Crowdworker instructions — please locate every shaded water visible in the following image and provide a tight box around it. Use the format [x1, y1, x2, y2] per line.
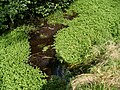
[28, 11, 81, 80]
[28, 21, 68, 79]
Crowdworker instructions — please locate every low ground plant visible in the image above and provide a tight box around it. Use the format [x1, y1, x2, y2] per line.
[51, 0, 120, 64]
[0, 0, 120, 89]
[47, 0, 120, 89]
[0, 25, 46, 90]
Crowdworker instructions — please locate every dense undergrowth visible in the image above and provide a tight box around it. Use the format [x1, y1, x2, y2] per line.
[47, 0, 120, 89]
[0, 0, 120, 90]
[0, 0, 74, 34]
[47, 0, 120, 64]
[0, 26, 47, 90]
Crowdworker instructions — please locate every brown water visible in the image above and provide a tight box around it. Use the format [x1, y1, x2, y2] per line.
[28, 11, 78, 79]
[28, 21, 68, 79]
[27, 19, 96, 82]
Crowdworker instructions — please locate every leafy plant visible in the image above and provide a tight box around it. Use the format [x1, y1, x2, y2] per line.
[54, 26, 113, 64]
[0, 0, 74, 34]
[53, 0, 120, 64]
[0, 25, 47, 90]
[43, 76, 67, 90]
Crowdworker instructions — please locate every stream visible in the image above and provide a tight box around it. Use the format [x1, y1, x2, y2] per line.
[28, 21, 68, 79]
[28, 11, 78, 79]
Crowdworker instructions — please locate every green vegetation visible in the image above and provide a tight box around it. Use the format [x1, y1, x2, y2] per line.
[54, 26, 113, 64]
[43, 76, 67, 90]
[0, 0, 74, 34]
[0, 26, 46, 90]
[46, 0, 120, 89]
[1, 0, 120, 89]
[50, 0, 120, 64]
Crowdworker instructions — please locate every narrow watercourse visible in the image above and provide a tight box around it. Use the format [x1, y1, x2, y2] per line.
[28, 11, 78, 79]
[28, 20, 67, 79]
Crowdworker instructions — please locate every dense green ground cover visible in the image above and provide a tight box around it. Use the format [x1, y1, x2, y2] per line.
[0, 26, 46, 90]
[46, 0, 120, 89]
[47, 0, 120, 64]
[0, 0, 120, 90]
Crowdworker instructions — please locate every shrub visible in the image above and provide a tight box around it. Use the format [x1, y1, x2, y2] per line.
[0, 0, 74, 34]
[0, 25, 46, 90]
[43, 76, 67, 90]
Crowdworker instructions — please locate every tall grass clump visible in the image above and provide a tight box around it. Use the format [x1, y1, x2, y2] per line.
[75, 83, 117, 90]
[0, 26, 46, 90]
[89, 41, 120, 88]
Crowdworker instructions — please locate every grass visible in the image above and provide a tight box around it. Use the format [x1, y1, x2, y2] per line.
[0, 26, 46, 90]
[75, 83, 118, 90]
[90, 41, 120, 87]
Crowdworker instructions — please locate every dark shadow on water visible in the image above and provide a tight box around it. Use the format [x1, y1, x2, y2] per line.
[41, 58, 102, 90]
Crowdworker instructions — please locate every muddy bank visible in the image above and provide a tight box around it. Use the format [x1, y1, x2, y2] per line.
[28, 21, 68, 79]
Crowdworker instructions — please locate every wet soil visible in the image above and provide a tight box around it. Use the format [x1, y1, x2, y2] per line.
[28, 21, 68, 79]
